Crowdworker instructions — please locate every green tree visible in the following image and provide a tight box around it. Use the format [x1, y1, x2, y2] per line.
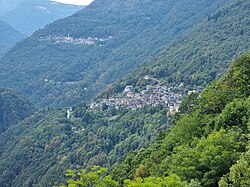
[219, 149, 250, 187]
[168, 129, 243, 186]
[124, 174, 183, 187]
[60, 166, 118, 187]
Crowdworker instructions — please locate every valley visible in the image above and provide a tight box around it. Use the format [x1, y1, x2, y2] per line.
[0, 0, 249, 186]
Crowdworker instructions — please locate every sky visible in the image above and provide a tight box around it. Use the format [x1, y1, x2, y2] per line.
[52, 0, 94, 5]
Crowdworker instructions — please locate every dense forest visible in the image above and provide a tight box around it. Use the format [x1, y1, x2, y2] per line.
[0, 1, 249, 187]
[0, 87, 34, 133]
[60, 52, 250, 186]
[0, 103, 170, 186]
[0, 52, 249, 186]
[101, 0, 250, 98]
[0, 0, 230, 107]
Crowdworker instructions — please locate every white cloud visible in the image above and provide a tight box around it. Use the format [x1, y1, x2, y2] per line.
[51, 0, 94, 5]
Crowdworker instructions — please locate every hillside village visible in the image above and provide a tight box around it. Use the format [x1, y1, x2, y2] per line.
[89, 76, 192, 114]
[38, 35, 113, 45]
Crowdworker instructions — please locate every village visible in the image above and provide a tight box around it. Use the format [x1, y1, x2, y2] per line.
[44, 78, 78, 86]
[38, 35, 113, 45]
[89, 77, 190, 114]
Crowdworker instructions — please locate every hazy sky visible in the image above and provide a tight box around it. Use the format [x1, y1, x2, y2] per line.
[53, 0, 94, 5]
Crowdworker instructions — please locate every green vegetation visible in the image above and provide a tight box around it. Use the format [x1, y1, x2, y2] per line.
[1, 52, 249, 187]
[0, 87, 34, 133]
[104, 0, 250, 97]
[108, 53, 250, 186]
[123, 174, 184, 187]
[59, 166, 118, 187]
[59, 52, 250, 187]
[0, 0, 230, 107]
[58, 52, 250, 187]
[0, 103, 170, 186]
[0, 1, 249, 186]
[219, 149, 250, 187]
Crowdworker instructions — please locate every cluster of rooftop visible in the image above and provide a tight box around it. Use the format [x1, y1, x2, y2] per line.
[90, 77, 185, 114]
[38, 35, 113, 45]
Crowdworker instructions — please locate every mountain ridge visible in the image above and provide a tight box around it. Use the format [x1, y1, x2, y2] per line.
[0, 19, 25, 57]
[1, 0, 84, 35]
[0, 87, 35, 133]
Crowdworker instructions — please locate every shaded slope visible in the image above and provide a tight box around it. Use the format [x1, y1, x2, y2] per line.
[0, 88, 34, 133]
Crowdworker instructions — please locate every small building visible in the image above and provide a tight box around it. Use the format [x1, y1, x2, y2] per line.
[188, 90, 197, 95]
[126, 91, 134, 98]
[123, 85, 133, 93]
[144, 75, 151, 80]
[67, 107, 73, 118]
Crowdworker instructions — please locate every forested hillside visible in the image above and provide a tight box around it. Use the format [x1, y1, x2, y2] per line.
[108, 53, 250, 186]
[59, 52, 250, 187]
[0, 1, 249, 186]
[0, 53, 249, 187]
[0, 88, 34, 133]
[1, 0, 84, 35]
[0, 104, 170, 186]
[103, 0, 250, 97]
[0, 0, 230, 107]
[0, 20, 25, 57]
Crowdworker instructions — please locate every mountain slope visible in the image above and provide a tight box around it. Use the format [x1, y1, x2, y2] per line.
[0, 104, 169, 186]
[0, 88, 34, 133]
[113, 0, 250, 92]
[0, 0, 24, 16]
[110, 52, 250, 186]
[1, 0, 84, 35]
[0, 20, 25, 57]
[0, 0, 230, 107]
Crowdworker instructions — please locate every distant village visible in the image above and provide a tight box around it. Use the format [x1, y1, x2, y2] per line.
[44, 78, 78, 86]
[38, 35, 113, 45]
[88, 76, 195, 115]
